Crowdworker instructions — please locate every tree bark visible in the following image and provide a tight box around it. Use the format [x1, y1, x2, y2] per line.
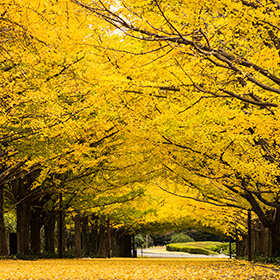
[89, 225, 99, 256]
[44, 215, 55, 254]
[270, 209, 280, 257]
[81, 216, 89, 256]
[12, 174, 38, 256]
[15, 177, 32, 256]
[74, 214, 82, 258]
[248, 210, 252, 261]
[30, 210, 42, 254]
[0, 185, 8, 256]
[244, 192, 280, 256]
[107, 218, 111, 258]
[117, 229, 131, 257]
[98, 223, 107, 257]
[17, 197, 31, 255]
[111, 228, 117, 257]
[58, 193, 65, 258]
[58, 212, 65, 258]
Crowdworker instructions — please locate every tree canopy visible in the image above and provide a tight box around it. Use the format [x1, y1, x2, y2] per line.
[1, 0, 280, 257]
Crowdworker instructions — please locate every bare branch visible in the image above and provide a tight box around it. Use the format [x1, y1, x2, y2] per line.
[0, 157, 30, 184]
[220, 89, 278, 107]
[154, 0, 184, 40]
[240, 0, 260, 8]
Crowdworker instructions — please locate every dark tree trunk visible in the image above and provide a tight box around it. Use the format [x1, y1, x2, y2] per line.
[117, 229, 132, 257]
[107, 218, 111, 258]
[0, 185, 8, 256]
[111, 228, 117, 257]
[244, 192, 280, 256]
[30, 215, 42, 254]
[74, 214, 82, 258]
[81, 216, 89, 256]
[235, 229, 240, 257]
[17, 196, 31, 255]
[44, 215, 55, 254]
[12, 173, 39, 256]
[98, 223, 107, 257]
[271, 209, 280, 256]
[89, 225, 99, 256]
[58, 210, 65, 258]
[248, 210, 252, 261]
[120, 234, 132, 257]
[236, 214, 280, 257]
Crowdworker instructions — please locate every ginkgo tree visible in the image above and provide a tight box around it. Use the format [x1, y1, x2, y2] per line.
[73, 0, 280, 256]
[0, 0, 102, 255]
[0, 0, 128, 255]
[2, 0, 280, 258]
[0, 0, 166, 257]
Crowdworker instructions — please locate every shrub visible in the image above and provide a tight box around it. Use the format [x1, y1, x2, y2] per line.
[151, 232, 173, 246]
[184, 229, 222, 241]
[166, 243, 218, 255]
[135, 234, 154, 248]
[169, 233, 194, 244]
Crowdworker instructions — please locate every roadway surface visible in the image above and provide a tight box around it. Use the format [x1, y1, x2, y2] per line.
[136, 247, 229, 258]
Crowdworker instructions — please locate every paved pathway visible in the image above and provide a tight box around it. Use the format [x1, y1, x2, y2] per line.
[137, 248, 229, 258]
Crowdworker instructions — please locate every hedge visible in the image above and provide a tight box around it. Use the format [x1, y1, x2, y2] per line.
[166, 243, 218, 255]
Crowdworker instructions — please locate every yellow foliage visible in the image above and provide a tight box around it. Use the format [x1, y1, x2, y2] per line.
[3, 0, 280, 244]
[0, 259, 279, 279]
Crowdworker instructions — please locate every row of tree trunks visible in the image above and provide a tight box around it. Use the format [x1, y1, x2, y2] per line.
[236, 214, 280, 258]
[270, 209, 280, 257]
[2, 180, 132, 258]
[12, 209, 58, 256]
[2, 205, 58, 256]
[74, 214, 132, 258]
[3, 174, 59, 257]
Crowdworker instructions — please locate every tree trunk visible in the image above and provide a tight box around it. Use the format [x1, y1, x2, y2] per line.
[89, 225, 99, 256]
[74, 214, 82, 258]
[30, 211, 42, 254]
[248, 210, 252, 261]
[0, 185, 8, 256]
[58, 209, 65, 258]
[244, 192, 280, 256]
[89, 215, 99, 256]
[17, 197, 31, 255]
[107, 218, 111, 258]
[111, 228, 117, 257]
[117, 229, 132, 257]
[12, 174, 38, 256]
[98, 223, 107, 257]
[44, 215, 55, 254]
[81, 216, 89, 256]
[270, 209, 280, 257]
